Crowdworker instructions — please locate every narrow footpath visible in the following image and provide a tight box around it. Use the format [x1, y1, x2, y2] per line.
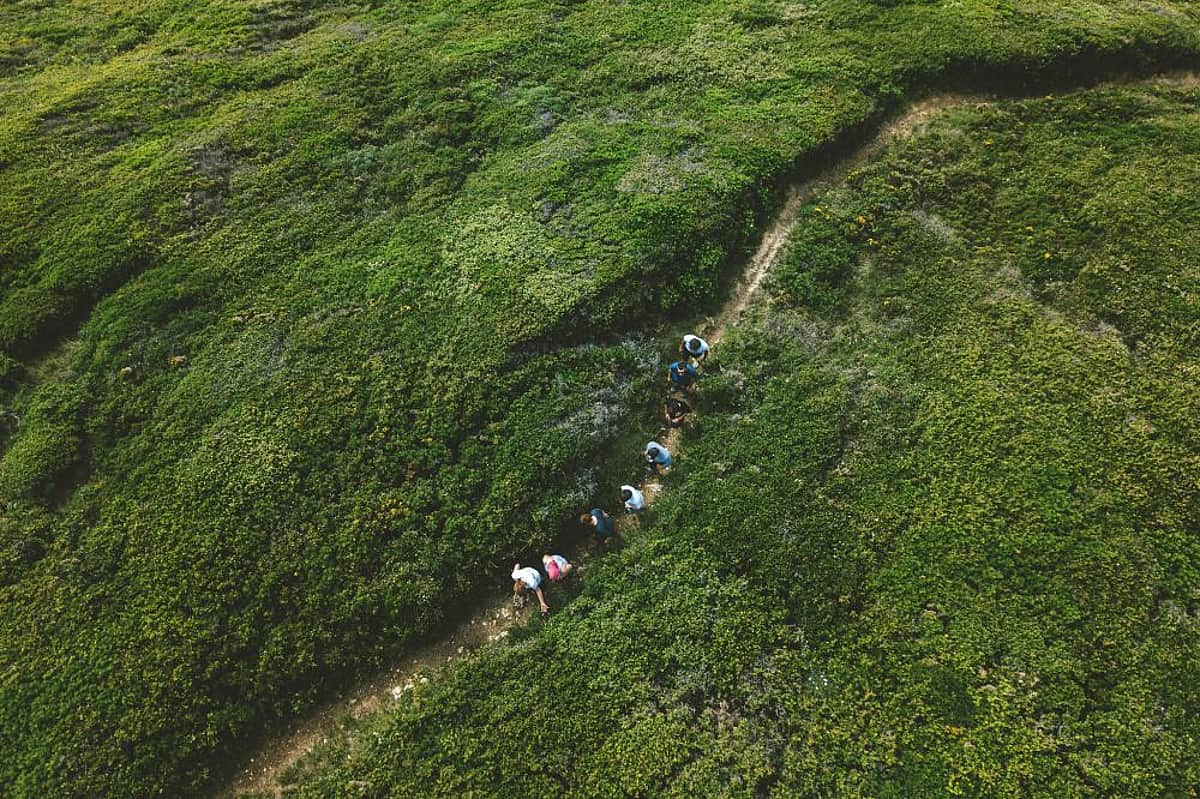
[221, 71, 1197, 798]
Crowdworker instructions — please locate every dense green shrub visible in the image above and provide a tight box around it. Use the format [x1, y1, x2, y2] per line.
[285, 82, 1200, 798]
[1, 1, 1199, 795]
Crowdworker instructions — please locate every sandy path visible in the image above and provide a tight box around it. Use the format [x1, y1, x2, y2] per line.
[222, 594, 531, 797]
[222, 93, 952, 797]
[219, 70, 1197, 798]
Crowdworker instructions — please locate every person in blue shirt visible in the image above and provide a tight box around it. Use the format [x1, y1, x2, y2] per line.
[645, 441, 672, 475]
[581, 507, 615, 548]
[667, 360, 697, 392]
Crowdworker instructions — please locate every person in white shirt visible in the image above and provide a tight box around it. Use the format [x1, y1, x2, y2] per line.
[621, 484, 645, 513]
[681, 333, 710, 363]
[512, 563, 549, 615]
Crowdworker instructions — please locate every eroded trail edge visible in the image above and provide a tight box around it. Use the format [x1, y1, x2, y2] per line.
[220, 70, 1197, 798]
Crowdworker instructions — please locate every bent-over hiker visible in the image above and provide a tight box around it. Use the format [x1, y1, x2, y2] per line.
[512, 563, 550, 615]
[645, 441, 672, 474]
[668, 360, 698, 392]
[621, 484, 645, 513]
[663, 396, 692, 428]
[581, 508, 616, 548]
[681, 334, 710, 363]
[542, 553, 574, 581]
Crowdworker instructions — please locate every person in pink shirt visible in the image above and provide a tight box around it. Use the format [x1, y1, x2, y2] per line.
[542, 553, 574, 582]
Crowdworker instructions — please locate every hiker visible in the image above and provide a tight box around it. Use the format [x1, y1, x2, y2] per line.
[645, 441, 672, 474]
[667, 360, 698, 392]
[621, 484, 645, 513]
[542, 553, 574, 582]
[681, 333, 710, 363]
[512, 562, 550, 615]
[663, 396, 692, 428]
[580, 507, 616, 548]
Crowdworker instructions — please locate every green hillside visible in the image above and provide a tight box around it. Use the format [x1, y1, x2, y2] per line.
[283, 81, 1200, 798]
[1, 1, 1198, 796]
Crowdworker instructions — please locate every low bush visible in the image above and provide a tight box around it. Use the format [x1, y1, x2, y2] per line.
[2, 1, 1199, 795]
[285, 81, 1200, 798]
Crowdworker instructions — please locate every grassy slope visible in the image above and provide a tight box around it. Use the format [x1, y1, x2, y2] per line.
[285, 82, 1200, 798]
[1, 1, 1199, 795]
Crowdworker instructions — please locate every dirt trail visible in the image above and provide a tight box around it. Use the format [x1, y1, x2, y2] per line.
[706, 92, 985, 343]
[222, 92, 960, 799]
[220, 71, 1197, 798]
[222, 593, 530, 797]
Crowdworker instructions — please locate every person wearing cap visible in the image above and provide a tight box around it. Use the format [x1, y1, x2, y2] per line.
[667, 360, 698, 392]
[512, 562, 550, 615]
[645, 441, 672, 475]
[663, 396, 692, 428]
[621, 484, 645, 513]
[580, 507, 616, 548]
[542, 553, 573, 582]
[681, 334, 710, 363]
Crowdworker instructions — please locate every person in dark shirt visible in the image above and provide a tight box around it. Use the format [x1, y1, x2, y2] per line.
[663, 396, 692, 428]
[580, 507, 615, 549]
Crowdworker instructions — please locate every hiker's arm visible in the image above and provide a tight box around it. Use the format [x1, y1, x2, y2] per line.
[535, 587, 549, 613]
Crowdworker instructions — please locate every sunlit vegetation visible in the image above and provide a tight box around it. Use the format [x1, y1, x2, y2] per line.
[1, 0, 1199, 795]
[284, 81, 1200, 798]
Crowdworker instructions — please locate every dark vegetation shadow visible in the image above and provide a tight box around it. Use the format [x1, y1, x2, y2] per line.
[2, 250, 155, 362]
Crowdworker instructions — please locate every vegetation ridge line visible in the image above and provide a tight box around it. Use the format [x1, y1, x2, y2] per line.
[506, 55, 1200, 363]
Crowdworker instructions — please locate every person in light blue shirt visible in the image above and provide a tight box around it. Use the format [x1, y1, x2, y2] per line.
[645, 441, 672, 475]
